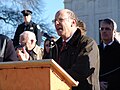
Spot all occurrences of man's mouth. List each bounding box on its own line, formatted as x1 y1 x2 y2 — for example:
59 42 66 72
57 27 62 31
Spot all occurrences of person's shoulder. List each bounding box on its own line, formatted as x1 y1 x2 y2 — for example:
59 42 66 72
81 35 95 43
30 21 40 28
18 22 24 25
56 37 62 44
80 35 99 48
30 21 37 25
113 39 120 48
35 45 41 48
17 22 24 27
0 34 9 40
0 34 11 43
34 45 43 53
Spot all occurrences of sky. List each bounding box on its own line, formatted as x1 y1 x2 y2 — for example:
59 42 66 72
43 0 64 28
39 0 64 47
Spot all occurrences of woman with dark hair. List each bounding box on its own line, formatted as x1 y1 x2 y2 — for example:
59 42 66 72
77 20 87 35
43 37 57 59
43 39 51 59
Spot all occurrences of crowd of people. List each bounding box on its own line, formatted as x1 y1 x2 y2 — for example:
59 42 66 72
0 9 120 90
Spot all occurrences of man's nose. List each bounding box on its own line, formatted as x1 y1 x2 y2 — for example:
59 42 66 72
55 20 61 25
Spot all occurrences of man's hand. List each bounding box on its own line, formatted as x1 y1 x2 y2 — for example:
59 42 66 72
16 47 29 61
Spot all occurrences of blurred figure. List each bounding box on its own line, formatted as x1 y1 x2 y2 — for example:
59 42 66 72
43 36 57 59
0 34 18 62
115 31 120 43
77 20 87 35
98 18 120 90
43 39 51 59
16 31 43 61
13 9 41 47
52 9 100 90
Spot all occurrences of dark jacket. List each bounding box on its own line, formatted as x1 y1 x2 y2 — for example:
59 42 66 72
13 21 41 47
0 34 18 62
98 40 120 90
52 29 100 90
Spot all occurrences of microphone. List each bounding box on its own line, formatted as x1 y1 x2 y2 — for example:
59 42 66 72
39 26 52 40
39 26 54 42
41 31 52 40
41 31 56 47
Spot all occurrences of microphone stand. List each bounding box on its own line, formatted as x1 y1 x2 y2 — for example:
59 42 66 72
49 40 55 59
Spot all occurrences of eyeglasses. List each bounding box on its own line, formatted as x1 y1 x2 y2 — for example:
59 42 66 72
52 18 69 23
100 27 112 31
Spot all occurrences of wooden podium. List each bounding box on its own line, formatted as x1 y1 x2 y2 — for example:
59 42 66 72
0 59 78 90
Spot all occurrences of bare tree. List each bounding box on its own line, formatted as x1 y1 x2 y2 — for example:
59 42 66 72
0 0 56 40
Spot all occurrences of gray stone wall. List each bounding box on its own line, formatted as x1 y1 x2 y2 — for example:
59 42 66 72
64 0 119 44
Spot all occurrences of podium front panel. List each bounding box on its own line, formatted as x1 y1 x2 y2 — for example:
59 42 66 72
0 67 50 90
0 60 78 90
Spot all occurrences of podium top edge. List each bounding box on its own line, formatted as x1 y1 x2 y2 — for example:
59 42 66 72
0 59 79 86
0 59 53 64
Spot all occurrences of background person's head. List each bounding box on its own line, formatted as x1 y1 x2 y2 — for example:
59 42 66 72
77 20 87 35
100 18 117 44
44 36 56 54
115 31 120 43
21 10 32 23
19 31 36 50
44 39 50 54
53 9 78 40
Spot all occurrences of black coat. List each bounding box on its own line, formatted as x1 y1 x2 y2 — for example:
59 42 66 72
98 40 120 90
52 29 100 90
13 21 41 47
0 34 18 62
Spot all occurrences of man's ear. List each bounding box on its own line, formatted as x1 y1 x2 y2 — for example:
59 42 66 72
113 30 116 35
31 39 34 44
71 19 77 27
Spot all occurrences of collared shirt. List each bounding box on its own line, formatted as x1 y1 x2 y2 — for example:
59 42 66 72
62 29 77 42
103 41 114 48
28 45 43 60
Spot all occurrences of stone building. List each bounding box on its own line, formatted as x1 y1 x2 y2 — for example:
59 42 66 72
64 0 120 44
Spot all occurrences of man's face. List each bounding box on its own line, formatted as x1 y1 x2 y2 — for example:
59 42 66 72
53 10 74 39
19 36 27 46
100 22 115 43
24 15 31 23
19 36 31 49
45 40 50 53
